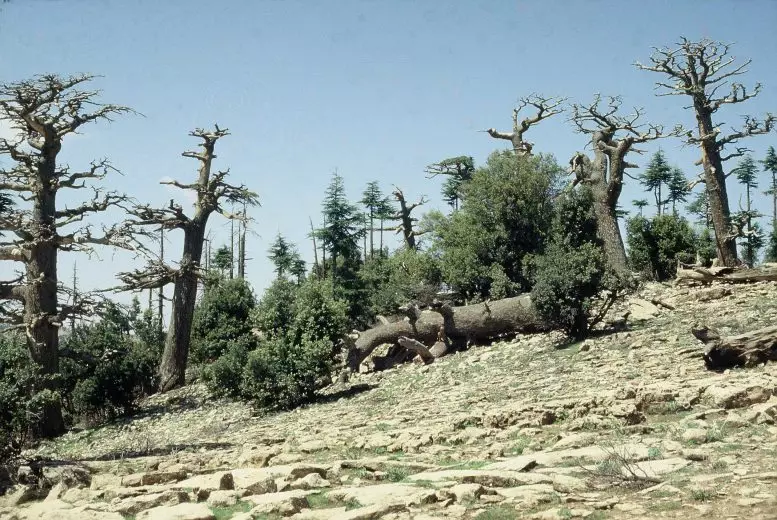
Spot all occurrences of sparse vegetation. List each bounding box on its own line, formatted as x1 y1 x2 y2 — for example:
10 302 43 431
1 7 775 520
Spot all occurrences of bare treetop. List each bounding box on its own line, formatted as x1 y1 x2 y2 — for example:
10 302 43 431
570 94 675 147
634 37 774 156
0 74 134 142
635 38 758 106
487 94 565 156
635 37 774 266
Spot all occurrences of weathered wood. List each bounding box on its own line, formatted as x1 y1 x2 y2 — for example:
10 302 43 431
677 265 777 285
346 294 545 370
397 336 436 364
692 324 777 370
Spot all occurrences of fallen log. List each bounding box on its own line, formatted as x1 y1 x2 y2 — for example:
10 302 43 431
346 294 545 370
692 324 777 370
676 265 777 285
397 336 436 364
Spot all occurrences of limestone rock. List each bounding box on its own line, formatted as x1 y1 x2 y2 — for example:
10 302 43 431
137 502 215 520
703 384 772 409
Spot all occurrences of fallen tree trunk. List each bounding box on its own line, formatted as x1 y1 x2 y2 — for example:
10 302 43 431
346 294 545 370
692 324 777 370
676 265 777 285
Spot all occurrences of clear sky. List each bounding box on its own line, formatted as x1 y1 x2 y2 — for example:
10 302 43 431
1 0 776 313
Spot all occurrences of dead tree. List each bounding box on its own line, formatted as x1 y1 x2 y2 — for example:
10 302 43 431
692 324 777 371
346 294 545 370
389 187 428 250
0 74 134 437
425 156 475 210
119 126 258 392
636 38 775 266
486 94 565 156
569 95 678 271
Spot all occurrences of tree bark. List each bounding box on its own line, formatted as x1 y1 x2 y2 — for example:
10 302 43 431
676 264 777 284
25 149 65 437
570 145 628 271
696 105 738 266
692 324 777 370
158 220 206 392
346 294 545 370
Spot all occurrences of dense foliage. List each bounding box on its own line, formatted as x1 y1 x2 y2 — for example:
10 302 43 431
190 278 257 364
529 187 612 339
200 277 349 409
425 152 563 301
1 300 162 465
626 214 698 280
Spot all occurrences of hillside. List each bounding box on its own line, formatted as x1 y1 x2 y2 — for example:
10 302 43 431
3 280 777 520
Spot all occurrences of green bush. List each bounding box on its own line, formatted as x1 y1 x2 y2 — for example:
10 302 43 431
626 214 697 280
60 301 161 422
359 248 442 317
252 278 298 340
240 336 333 410
0 333 38 466
204 278 348 410
766 224 777 263
288 279 350 346
191 278 256 363
425 152 563 300
529 186 623 340
530 241 606 339
201 339 253 397
696 227 717 266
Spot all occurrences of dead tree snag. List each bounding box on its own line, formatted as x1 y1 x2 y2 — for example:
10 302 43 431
487 94 565 156
636 38 775 266
119 126 258 392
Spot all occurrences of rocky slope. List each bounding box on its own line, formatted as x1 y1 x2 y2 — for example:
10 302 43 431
3 281 777 520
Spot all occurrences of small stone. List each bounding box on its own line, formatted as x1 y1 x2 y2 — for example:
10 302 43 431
682 428 709 444
449 483 485 502
219 472 234 490
206 490 238 507
290 472 330 490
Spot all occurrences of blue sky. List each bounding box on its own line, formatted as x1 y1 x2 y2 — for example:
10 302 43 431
1 0 776 312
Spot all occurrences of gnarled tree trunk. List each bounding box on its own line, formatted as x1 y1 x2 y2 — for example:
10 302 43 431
158 219 206 391
346 294 545 370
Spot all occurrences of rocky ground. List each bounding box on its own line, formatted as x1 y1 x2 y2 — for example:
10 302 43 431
3 281 777 520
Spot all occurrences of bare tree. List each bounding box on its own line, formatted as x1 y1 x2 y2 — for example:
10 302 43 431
569 95 678 271
486 94 565 156
636 38 775 266
0 74 134 437
118 126 258 392
389 186 428 250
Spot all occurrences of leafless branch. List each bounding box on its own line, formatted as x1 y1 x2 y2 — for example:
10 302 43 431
487 93 565 155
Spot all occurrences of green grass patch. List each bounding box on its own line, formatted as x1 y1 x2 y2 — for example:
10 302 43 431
306 492 362 511
439 459 489 470
210 501 253 520
690 488 715 501
647 500 682 512
385 465 411 482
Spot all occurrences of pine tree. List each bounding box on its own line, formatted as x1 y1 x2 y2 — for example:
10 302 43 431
762 146 777 261
212 246 233 277
667 167 689 214
732 155 762 265
268 233 294 277
687 189 712 229
640 150 672 215
320 173 367 323
360 181 384 259
374 195 395 258
632 199 648 217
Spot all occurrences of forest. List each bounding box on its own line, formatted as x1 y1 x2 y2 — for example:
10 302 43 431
1 36 776 468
